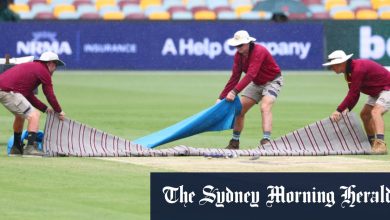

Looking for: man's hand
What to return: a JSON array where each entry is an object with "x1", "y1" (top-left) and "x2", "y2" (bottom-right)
[
  {"x1": 331, "y1": 108, "x2": 349, "y2": 122},
  {"x1": 58, "y1": 111, "x2": 66, "y2": 121},
  {"x1": 45, "y1": 108, "x2": 54, "y2": 114},
  {"x1": 226, "y1": 90, "x2": 236, "y2": 102},
  {"x1": 331, "y1": 111, "x2": 341, "y2": 122}
]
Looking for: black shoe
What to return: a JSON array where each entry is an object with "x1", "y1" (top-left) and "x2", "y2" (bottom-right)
[
  {"x1": 226, "y1": 139, "x2": 239, "y2": 150},
  {"x1": 9, "y1": 145, "x2": 23, "y2": 157},
  {"x1": 260, "y1": 138, "x2": 270, "y2": 145},
  {"x1": 23, "y1": 144, "x2": 44, "y2": 157}
]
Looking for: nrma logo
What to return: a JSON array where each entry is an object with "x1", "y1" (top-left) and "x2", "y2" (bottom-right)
[{"x1": 16, "y1": 31, "x2": 72, "y2": 56}]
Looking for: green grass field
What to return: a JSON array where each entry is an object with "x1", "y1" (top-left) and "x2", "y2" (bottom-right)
[{"x1": 1, "y1": 71, "x2": 389, "y2": 219}]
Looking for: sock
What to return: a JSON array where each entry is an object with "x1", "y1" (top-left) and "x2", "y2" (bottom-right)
[
  {"x1": 27, "y1": 132, "x2": 37, "y2": 146},
  {"x1": 376, "y1": 134, "x2": 385, "y2": 141},
  {"x1": 368, "y1": 135, "x2": 375, "y2": 142},
  {"x1": 232, "y1": 130, "x2": 241, "y2": 141},
  {"x1": 13, "y1": 132, "x2": 22, "y2": 147},
  {"x1": 263, "y1": 131, "x2": 271, "y2": 140}
]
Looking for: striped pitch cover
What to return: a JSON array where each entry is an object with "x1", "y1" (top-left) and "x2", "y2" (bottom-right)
[{"x1": 43, "y1": 112, "x2": 371, "y2": 157}]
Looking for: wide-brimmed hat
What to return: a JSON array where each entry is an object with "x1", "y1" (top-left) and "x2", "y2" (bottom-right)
[
  {"x1": 322, "y1": 50, "x2": 353, "y2": 66},
  {"x1": 227, "y1": 30, "x2": 256, "y2": 47},
  {"x1": 36, "y1": 51, "x2": 65, "y2": 66}
]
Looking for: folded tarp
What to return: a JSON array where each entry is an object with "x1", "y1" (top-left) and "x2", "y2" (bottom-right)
[
  {"x1": 43, "y1": 111, "x2": 371, "y2": 157},
  {"x1": 133, "y1": 98, "x2": 242, "y2": 148}
]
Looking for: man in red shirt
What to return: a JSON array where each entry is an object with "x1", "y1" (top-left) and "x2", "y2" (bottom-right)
[
  {"x1": 0, "y1": 51, "x2": 66, "y2": 156},
  {"x1": 323, "y1": 50, "x2": 390, "y2": 155},
  {"x1": 218, "y1": 30, "x2": 283, "y2": 149}
]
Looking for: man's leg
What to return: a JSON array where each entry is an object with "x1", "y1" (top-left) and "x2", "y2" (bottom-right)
[
  {"x1": 226, "y1": 96, "x2": 256, "y2": 149},
  {"x1": 371, "y1": 104, "x2": 386, "y2": 139},
  {"x1": 13, "y1": 115, "x2": 25, "y2": 133},
  {"x1": 371, "y1": 104, "x2": 387, "y2": 154},
  {"x1": 26, "y1": 109, "x2": 40, "y2": 146},
  {"x1": 14, "y1": 115, "x2": 25, "y2": 146},
  {"x1": 260, "y1": 95, "x2": 275, "y2": 144},
  {"x1": 23, "y1": 109, "x2": 44, "y2": 157},
  {"x1": 234, "y1": 96, "x2": 256, "y2": 133},
  {"x1": 360, "y1": 104, "x2": 375, "y2": 145},
  {"x1": 259, "y1": 75, "x2": 283, "y2": 145},
  {"x1": 1, "y1": 92, "x2": 42, "y2": 155},
  {"x1": 9, "y1": 115, "x2": 25, "y2": 156}
]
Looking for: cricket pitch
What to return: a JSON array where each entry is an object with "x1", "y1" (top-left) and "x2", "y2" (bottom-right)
[{"x1": 99, "y1": 156, "x2": 390, "y2": 172}]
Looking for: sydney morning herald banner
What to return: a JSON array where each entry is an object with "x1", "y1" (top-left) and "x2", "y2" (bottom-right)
[
  {"x1": 151, "y1": 173, "x2": 390, "y2": 220},
  {"x1": 0, "y1": 21, "x2": 323, "y2": 70}
]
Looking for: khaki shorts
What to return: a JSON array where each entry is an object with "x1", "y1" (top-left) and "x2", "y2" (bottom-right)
[
  {"x1": 0, "y1": 91, "x2": 33, "y2": 118},
  {"x1": 241, "y1": 75, "x2": 284, "y2": 103},
  {"x1": 366, "y1": 90, "x2": 390, "y2": 111}
]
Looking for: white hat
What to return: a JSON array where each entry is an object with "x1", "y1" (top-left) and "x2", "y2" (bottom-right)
[
  {"x1": 227, "y1": 30, "x2": 256, "y2": 47},
  {"x1": 37, "y1": 51, "x2": 65, "y2": 66},
  {"x1": 322, "y1": 50, "x2": 353, "y2": 66}
]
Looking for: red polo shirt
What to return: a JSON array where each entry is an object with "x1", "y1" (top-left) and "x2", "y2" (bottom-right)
[
  {"x1": 0, "y1": 61, "x2": 62, "y2": 113},
  {"x1": 338, "y1": 59, "x2": 390, "y2": 112},
  {"x1": 219, "y1": 44, "x2": 281, "y2": 99}
]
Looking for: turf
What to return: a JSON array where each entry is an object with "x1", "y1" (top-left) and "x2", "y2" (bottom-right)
[
  {"x1": 0, "y1": 157, "x2": 156, "y2": 220},
  {"x1": 0, "y1": 71, "x2": 389, "y2": 219}
]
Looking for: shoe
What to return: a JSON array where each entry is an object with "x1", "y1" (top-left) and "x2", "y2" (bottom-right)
[
  {"x1": 260, "y1": 138, "x2": 270, "y2": 145},
  {"x1": 371, "y1": 139, "x2": 388, "y2": 155},
  {"x1": 23, "y1": 144, "x2": 45, "y2": 157},
  {"x1": 226, "y1": 139, "x2": 239, "y2": 150},
  {"x1": 9, "y1": 145, "x2": 23, "y2": 157},
  {"x1": 369, "y1": 139, "x2": 375, "y2": 147}
]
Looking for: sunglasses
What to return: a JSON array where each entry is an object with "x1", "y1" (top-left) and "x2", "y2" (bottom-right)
[{"x1": 235, "y1": 44, "x2": 244, "y2": 48}]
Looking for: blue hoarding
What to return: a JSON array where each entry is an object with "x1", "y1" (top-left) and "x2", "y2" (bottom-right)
[{"x1": 0, "y1": 21, "x2": 324, "y2": 70}]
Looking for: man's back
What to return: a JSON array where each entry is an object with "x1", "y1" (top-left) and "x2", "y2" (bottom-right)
[{"x1": 0, "y1": 62, "x2": 50, "y2": 97}]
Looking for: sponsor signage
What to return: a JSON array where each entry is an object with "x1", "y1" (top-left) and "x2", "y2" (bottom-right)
[
  {"x1": 325, "y1": 21, "x2": 390, "y2": 66},
  {"x1": 0, "y1": 22, "x2": 323, "y2": 70},
  {"x1": 151, "y1": 173, "x2": 390, "y2": 220}
]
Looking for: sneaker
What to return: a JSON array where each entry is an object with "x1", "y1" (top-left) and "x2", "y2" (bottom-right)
[
  {"x1": 260, "y1": 138, "x2": 270, "y2": 145},
  {"x1": 371, "y1": 139, "x2": 388, "y2": 155},
  {"x1": 226, "y1": 139, "x2": 239, "y2": 150},
  {"x1": 369, "y1": 139, "x2": 375, "y2": 147},
  {"x1": 9, "y1": 145, "x2": 23, "y2": 157},
  {"x1": 23, "y1": 144, "x2": 45, "y2": 157}
]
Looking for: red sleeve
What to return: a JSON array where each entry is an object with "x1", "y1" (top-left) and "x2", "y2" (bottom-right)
[
  {"x1": 25, "y1": 94, "x2": 48, "y2": 112},
  {"x1": 337, "y1": 71, "x2": 363, "y2": 112},
  {"x1": 219, "y1": 54, "x2": 242, "y2": 99},
  {"x1": 39, "y1": 71, "x2": 62, "y2": 113},
  {"x1": 234, "y1": 48, "x2": 266, "y2": 92}
]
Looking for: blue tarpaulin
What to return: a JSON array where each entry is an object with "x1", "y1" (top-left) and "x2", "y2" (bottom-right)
[{"x1": 133, "y1": 98, "x2": 242, "y2": 148}]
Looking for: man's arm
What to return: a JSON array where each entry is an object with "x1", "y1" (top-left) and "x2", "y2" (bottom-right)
[
  {"x1": 41, "y1": 83, "x2": 62, "y2": 113},
  {"x1": 26, "y1": 94, "x2": 48, "y2": 112},
  {"x1": 218, "y1": 54, "x2": 242, "y2": 100},
  {"x1": 337, "y1": 71, "x2": 364, "y2": 112},
  {"x1": 233, "y1": 48, "x2": 266, "y2": 93},
  {"x1": 331, "y1": 71, "x2": 364, "y2": 122}
]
